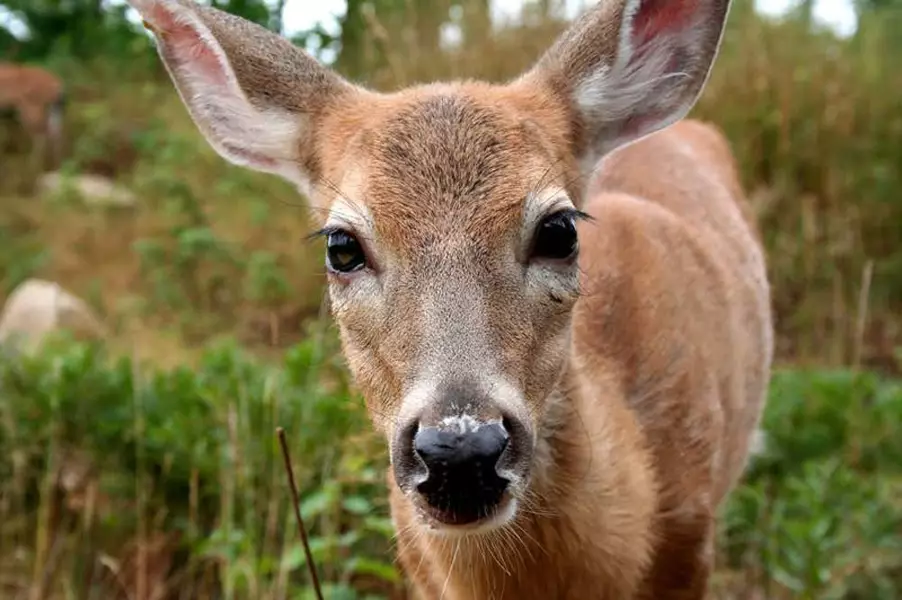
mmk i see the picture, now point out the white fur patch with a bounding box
[325,195,376,235]
[439,414,483,434]
[395,374,530,450]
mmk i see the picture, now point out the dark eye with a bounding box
[530,210,579,261]
[326,230,367,273]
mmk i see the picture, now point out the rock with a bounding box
[37,171,137,208]
[0,278,106,352]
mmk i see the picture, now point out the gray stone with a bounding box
[0,278,106,352]
[37,172,137,208]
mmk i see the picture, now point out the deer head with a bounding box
[129,0,731,532]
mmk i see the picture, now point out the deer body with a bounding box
[389,118,772,599]
[128,1,773,597]
[0,63,66,167]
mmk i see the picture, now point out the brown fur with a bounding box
[129,1,773,598]
[0,62,65,166]
[382,118,771,599]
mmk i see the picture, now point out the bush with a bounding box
[0,328,397,599]
[1,335,900,598]
[718,370,902,599]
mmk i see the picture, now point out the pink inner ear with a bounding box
[147,2,228,87]
[143,1,278,171]
[632,0,700,43]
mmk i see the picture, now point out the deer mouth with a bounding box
[414,489,520,535]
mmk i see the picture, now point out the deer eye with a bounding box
[530,210,579,262]
[326,230,367,273]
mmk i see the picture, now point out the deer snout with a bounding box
[392,409,532,530]
[413,421,510,524]
[390,377,534,529]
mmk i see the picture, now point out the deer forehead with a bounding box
[319,87,576,255]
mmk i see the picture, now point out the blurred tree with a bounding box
[208,0,271,27]
[332,0,457,84]
[0,0,137,61]
[461,0,491,46]
[335,0,368,79]
[0,0,276,63]
[854,0,902,12]
[331,0,488,84]
[270,0,288,34]
[411,0,452,53]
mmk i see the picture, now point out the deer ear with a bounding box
[128,0,357,193]
[524,0,731,172]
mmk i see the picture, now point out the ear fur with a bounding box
[523,0,732,173]
[127,0,358,194]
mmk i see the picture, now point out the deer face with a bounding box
[315,86,584,529]
[128,0,732,532]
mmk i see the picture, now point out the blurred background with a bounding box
[0,0,900,598]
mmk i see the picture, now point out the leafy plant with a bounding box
[0,327,398,599]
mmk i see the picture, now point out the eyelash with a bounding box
[308,225,348,241]
[548,208,591,223]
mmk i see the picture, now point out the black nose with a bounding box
[413,421,510,524]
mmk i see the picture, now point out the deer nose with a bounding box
[413,421,510,524]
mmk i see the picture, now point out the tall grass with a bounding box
[0,328,398,599]
[695,7,902,368]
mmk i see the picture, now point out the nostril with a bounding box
[501,415,515,437]
[413,422,509,470]
[480,424,509,467]
[391,420,426,489]
[400,419,419,451]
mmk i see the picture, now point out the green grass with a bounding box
[0,327,397,599]
[1,334,901,599]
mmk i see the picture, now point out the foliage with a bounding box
[0,336,900,598]
[0,220,49,293]
[0,329,398,599]
[718,370,902,598]
[0,0,276,62]
[0,0,140,61]
[692,5,902,365]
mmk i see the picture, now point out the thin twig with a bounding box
[852,259,874,369]
[276,427,324,600]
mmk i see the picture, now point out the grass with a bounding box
[1,334,900,598]
[0,328,397,600]
[0,1,901,598]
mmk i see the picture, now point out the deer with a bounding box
[127,0,773,597]
[0,62,66,169]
